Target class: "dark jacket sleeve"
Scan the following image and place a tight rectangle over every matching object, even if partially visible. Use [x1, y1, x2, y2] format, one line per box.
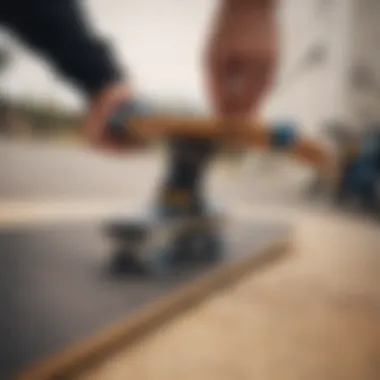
[2, 0, 125, 98]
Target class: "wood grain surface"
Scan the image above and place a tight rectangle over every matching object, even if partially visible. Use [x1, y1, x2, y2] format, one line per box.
[12, 218, 289, 380]
[128, 116, 331, 172]
[76, 207, 380, 380]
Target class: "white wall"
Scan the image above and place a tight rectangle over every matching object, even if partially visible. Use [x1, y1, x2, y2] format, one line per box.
[346, 0, 380, 129]
[263, 0, 355, 138]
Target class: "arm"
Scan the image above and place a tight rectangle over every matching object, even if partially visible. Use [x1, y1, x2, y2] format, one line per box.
[3, 0, 124, 99]
[205, 0, 277, 115]
[213, 0, 276, 36]
[208, 0, 276, 57]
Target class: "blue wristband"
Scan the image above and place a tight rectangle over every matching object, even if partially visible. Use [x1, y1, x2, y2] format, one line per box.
[271, 122, 297, 149]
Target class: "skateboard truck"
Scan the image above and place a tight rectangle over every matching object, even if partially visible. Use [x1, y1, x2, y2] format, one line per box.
[104, 101, 379, 275]
[106, 102, 226, 275]
[104, 102, 332, 275]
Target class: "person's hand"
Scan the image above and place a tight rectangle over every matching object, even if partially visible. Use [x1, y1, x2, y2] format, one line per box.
[204, 1, 277, 117]
[82, 82, 142, 153]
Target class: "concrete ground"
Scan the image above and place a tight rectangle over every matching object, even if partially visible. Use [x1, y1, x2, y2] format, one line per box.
[2, 140, 380, 380]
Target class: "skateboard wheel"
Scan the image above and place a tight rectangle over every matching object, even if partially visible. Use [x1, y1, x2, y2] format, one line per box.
[141, 246, 176, 276]
[111, 248, 140, 273]
[185, 232, 223, 263]
[202, 234, 223, 262]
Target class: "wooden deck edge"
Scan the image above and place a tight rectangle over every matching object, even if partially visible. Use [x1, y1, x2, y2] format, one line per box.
[18, 234, 292, 380]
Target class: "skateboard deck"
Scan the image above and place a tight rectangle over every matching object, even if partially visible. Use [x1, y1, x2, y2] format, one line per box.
[127, 115, 332, 171]
[107, 112, 343, 195]
[0, 219, 290, 380]
[111, 112, 380, 204]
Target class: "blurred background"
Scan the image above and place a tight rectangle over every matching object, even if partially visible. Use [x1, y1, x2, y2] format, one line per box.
[0, 0, 365, 199]
[1, 1, 380, 379]
[1, 0, 379, 201]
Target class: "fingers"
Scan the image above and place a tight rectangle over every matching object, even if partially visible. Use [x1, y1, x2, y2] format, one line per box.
[82, 83, 141, 154]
